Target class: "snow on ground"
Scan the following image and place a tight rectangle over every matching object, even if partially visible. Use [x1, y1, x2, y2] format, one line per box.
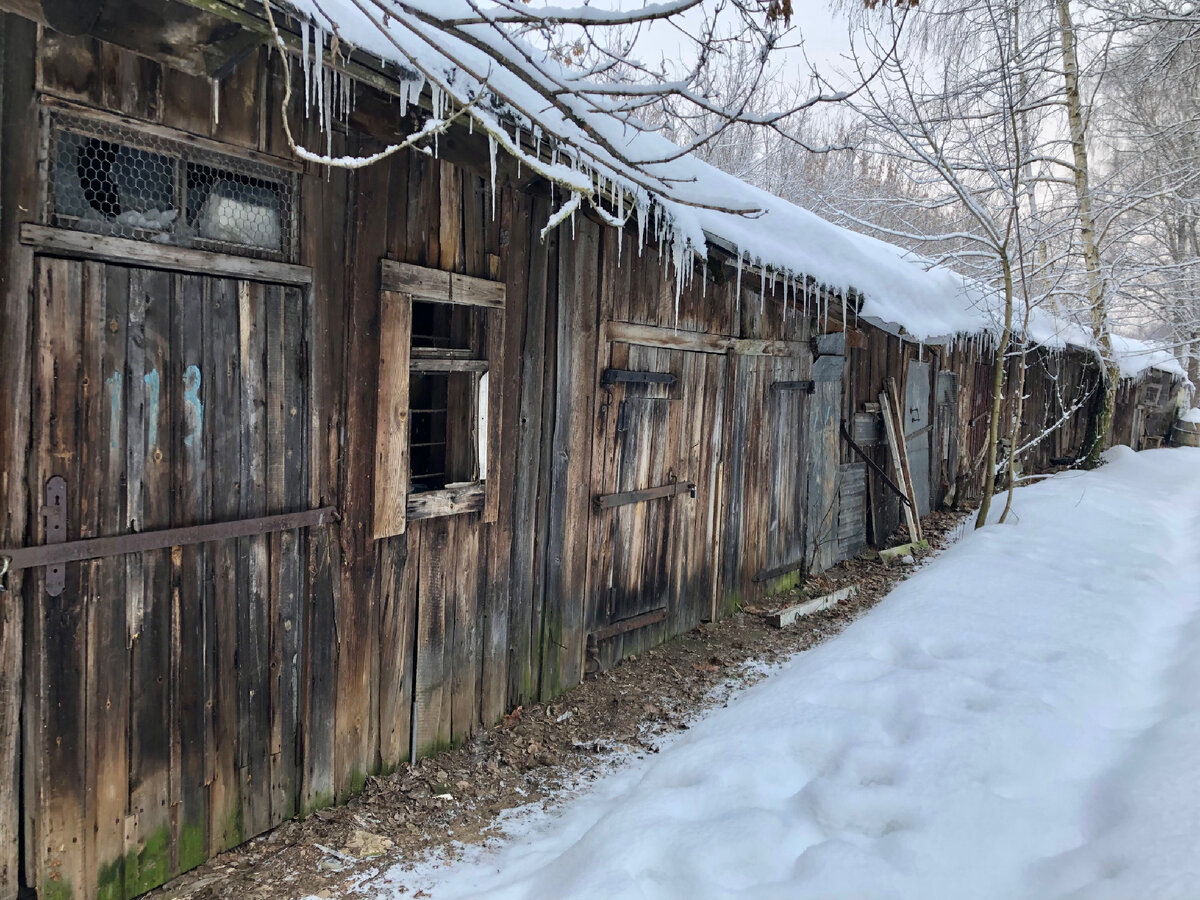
[369, 446, 1200, 900]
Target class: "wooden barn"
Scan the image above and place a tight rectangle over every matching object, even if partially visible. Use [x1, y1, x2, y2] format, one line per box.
[0, 3, 1183, 898]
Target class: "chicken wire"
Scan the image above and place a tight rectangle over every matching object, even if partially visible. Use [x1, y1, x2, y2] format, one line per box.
[47, 111, 298, 261]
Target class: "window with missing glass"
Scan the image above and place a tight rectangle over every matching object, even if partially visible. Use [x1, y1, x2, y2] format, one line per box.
[373, 260, 506, 538]
[46, 109, 298, 261]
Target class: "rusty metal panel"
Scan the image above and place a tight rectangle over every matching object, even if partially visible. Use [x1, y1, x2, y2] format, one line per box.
[813, 354, 843, 382]
[838, 462, 868, 558]
[852, 411, 880, 445]
[905, 360, 932, 516]
[815, 332, 846, 356]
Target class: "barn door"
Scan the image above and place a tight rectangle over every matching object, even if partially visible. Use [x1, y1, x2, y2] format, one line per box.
[24, 257, 312, 899]
[589, 342, 695, 666]
[904, 359, 933, 516]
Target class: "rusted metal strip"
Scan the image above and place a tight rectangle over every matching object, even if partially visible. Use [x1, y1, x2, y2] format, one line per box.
[589, 607, 668, 643]
[600, 368, 676, 387]
[752, 558, 805, 584]
[771, 380, 815, 394]
[0, 506, 338, 572]
[839, 420, 912, 506]
[594, 480, 695, 510]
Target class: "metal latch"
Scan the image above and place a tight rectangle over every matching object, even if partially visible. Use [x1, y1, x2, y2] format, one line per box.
[43, 476, 67, 596]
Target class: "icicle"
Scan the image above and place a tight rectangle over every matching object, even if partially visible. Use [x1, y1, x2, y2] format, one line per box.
[302, 20, 311, 109]
[636, 202, 647, 257]
[212, 78, 220, 128]
[488, 135, 497, 220]
[324, 67, 332, 161]
[760, 266, 767, 314]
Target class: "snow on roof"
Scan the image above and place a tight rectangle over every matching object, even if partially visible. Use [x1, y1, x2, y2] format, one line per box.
[279, 0, 1185, 381]
[1109, 334, 1188, 380]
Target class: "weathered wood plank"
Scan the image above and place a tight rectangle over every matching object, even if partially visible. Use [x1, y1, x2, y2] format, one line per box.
[540, 216, 600, 696]
[377, 534, 416, 770]
[605, 321, 809, 358]
[126, 266, 176, 898]
[480, 186, 519, 726]
[482, 306, 505, 524]
[407, 484, 485, 521]
[236, 280, 271, 840]
[335, 150, 389, 799]
[299, 140, 347, 819]
[171, 272, 210, 876]
[373, 291, 413, 538]
[413, 519, 450, 756]
[0, 17, 35, 896]
[205, 276, 242, 856]
[20, 225, 313, 286]
[33, 257, 90, 900]
[379, 259, 507, 308]
[90, 263, 130, 900]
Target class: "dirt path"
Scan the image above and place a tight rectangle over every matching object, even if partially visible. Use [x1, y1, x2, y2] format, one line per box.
[149, 509, 970, 900]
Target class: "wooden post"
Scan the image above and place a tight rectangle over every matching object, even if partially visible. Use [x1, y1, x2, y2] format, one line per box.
[880, 390, 920, 544]
[887, 377, 923, 541]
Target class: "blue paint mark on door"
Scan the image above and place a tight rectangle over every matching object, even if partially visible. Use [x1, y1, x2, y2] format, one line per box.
[144, 368, 161, 449]
[183, 365, 204, 449]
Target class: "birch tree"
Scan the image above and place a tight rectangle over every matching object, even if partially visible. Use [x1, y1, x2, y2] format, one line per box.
[837, 0, 1071, 527]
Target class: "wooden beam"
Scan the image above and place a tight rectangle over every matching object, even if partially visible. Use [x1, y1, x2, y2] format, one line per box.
[752, 557, 805, 584]
[407, 483, 485, 521]
[887, 377, 923, 540]
[588, 607, 668, 643]
[20, 224, 313, 285]
[594, 480, 694, 510]
[380, 259, 506, 308]
[409, 357, 489, 373]
[604, 321, 810, 358]
[0, 507, 337, 571]
[40, 94, 306, 171]
[767, 585, 858, 628]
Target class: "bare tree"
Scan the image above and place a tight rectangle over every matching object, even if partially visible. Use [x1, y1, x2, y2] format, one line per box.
[833, 0, 1076, 527]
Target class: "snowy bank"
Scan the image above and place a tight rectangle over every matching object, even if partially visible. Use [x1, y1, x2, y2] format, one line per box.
[379, 446, 1200, 900]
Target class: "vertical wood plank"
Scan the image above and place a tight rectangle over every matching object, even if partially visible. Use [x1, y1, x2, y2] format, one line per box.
[540, 216, 599, 697]
[170, 273, 209, 877]
[236, 280, 271, 840]
[377, 534, 416, 771]
[0, 18, 36, 897]
[90, 263, 130, 900]
[205, 276, 242, 855]
[336, 147, 390, 798]
[33, 257, 89, 900]
[126, 265, 173, 897]
[413, 520, 449, 756]
[373, 291, 412, 538]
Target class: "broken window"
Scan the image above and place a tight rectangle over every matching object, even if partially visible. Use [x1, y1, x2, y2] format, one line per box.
[47, 109, 297, 260]
[373, 261, 505, 538]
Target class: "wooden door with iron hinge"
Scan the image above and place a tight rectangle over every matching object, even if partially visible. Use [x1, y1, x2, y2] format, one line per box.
[12, 255, 325, 900]
[587, 341, 695, 669]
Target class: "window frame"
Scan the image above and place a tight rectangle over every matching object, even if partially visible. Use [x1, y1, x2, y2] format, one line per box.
[373, 259, 505, 538]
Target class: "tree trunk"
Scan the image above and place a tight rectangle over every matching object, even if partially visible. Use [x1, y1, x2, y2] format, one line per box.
[976, 256, 1014, 529]
[1057, 0, 1120, 465]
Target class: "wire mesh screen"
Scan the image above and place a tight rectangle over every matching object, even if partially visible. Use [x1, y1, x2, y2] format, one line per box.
[47, 111, 298, 261]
